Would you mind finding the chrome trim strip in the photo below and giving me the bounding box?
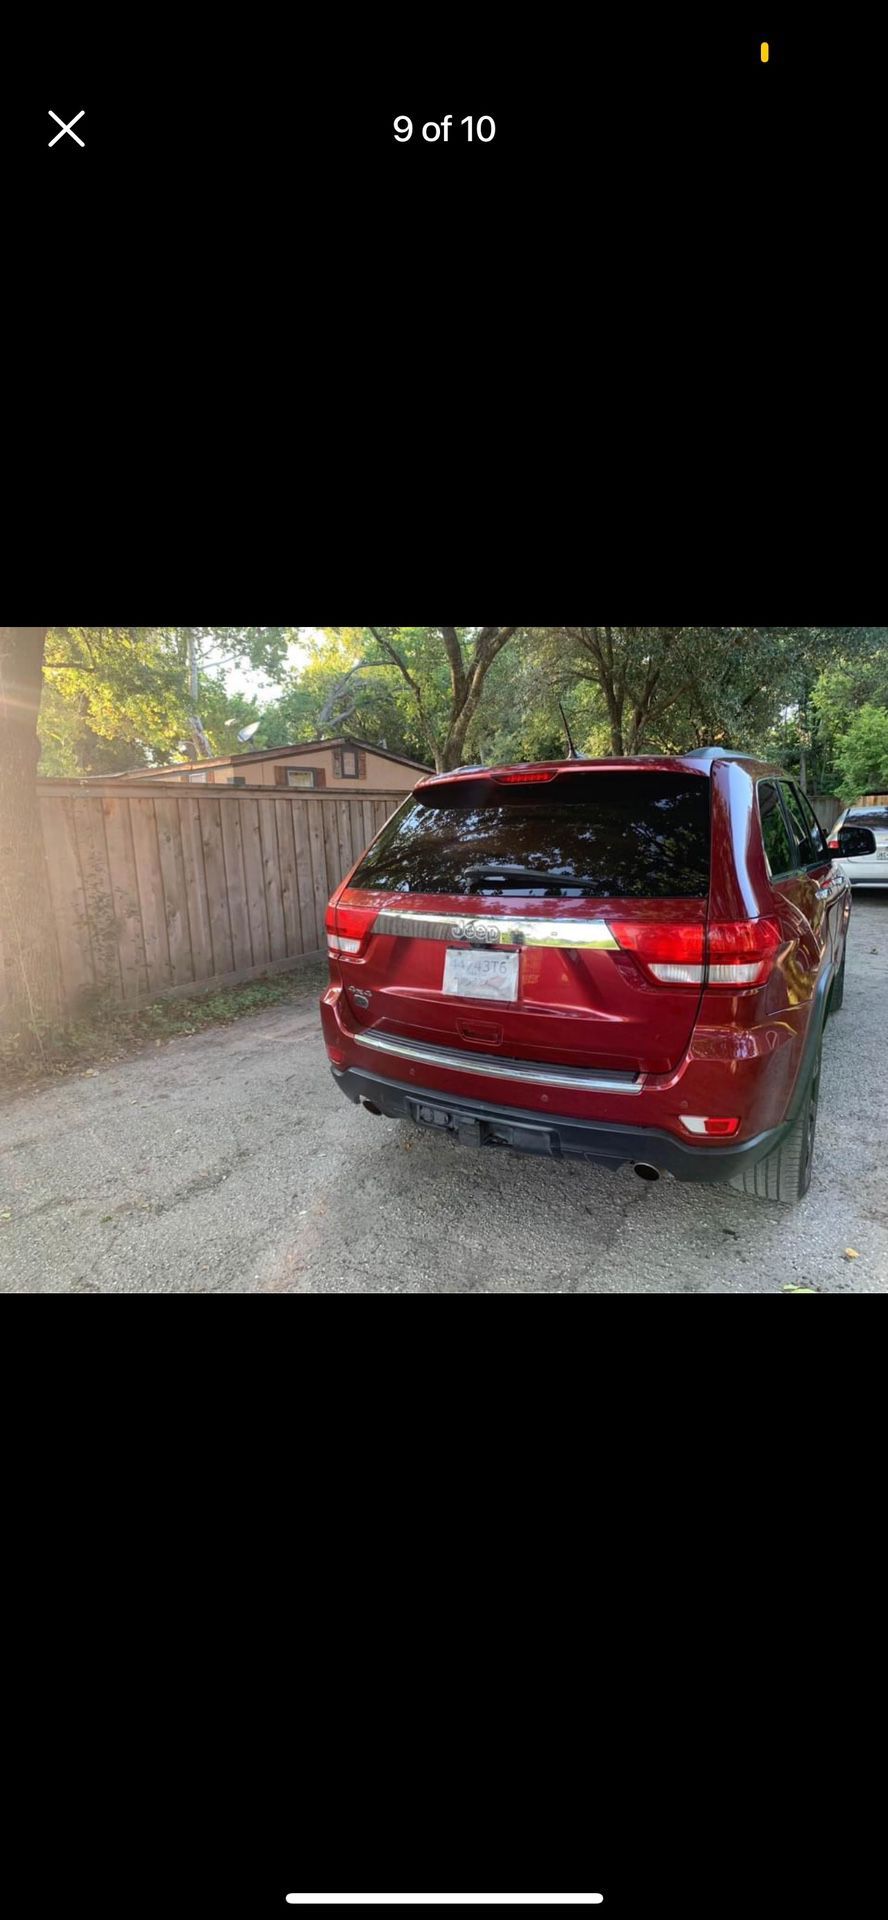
[371,909,619,949]
[353,1029,642,1093]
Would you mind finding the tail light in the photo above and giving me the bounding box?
[827,837,840,851]
[680,1115,741,1137]
[325,901,377,957]
[608,916,782,987]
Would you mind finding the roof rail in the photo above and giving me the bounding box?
[682,746,754,762]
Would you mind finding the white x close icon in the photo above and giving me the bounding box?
[48,109,85,147]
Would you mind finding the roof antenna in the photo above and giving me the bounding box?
[558,700,584,759]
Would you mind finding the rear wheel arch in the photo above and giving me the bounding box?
[729,959,832,1204]
[729,1033,822,1204]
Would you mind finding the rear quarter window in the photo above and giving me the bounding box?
[757,781,794,877]
[350,772,711,898]
[794,786,828,857]
[780,781,820,866]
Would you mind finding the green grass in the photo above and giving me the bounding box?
[0,957,329,1096]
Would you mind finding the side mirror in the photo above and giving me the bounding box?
[838,825,877,857]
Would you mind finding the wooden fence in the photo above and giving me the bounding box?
[810,793,843,834]
[811,793,888,832]
[14,781,405,1023]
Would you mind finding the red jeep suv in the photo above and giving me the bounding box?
[320,751,851,1203]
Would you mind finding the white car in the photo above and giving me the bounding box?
[828,804,888,886]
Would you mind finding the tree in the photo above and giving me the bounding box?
[547,627,781,756]
[808,634,888,793]
[173,628,291,757]
[37,627,294,773]
[270,628,520,770]
[260,628,427,759]
[355,627,520,769]
[546,627,881,761]
[832,706,888,799]
[0,628,62,1034]
[38,627,186,773]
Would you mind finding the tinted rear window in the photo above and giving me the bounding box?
[351,772,711,898]
[849,808,888,826]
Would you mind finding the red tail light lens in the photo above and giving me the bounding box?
[608,917,782,987]
[706,917,782,984]
[325,901,377,956]
[608,921,703,984]
[827,837,840,851]
[679,1116,741,1137]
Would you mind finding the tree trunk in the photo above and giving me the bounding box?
[367,625,518,772]
[0,627,63,1035]
[440,701,478,768]
[569,627,625,754]
[439,626,518,769]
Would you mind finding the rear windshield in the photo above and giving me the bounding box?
[848,808,888,826]
[351,772,711,898]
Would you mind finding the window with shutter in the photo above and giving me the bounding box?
[340,748,359,778]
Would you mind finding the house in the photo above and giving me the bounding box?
[89,737,432,792]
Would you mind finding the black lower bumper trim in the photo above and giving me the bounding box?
[331,1063,791,1184]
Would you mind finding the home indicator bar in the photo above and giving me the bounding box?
[285,1901,605,1909]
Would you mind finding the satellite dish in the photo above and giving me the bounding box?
[237,720,261,743]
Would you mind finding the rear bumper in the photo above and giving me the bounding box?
[331,1062,794,1183]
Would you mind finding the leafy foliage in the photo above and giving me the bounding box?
[831,706,888,798]
[263,627,520,770]
[33,623,888,796]
[261,629,428,756]
[38,627,293,773]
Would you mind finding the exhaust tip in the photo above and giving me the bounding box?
[361,1098,383,1116]
[633,1162,660,1181]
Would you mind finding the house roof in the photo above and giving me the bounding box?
[90,736,433,779]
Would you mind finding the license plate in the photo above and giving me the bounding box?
[442,946,519,1001]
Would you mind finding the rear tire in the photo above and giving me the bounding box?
[728,1044,821,1205]
[830,949,846,1012]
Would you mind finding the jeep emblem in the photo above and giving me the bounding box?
[454,919,501,944]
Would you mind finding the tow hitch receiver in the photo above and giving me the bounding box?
[408,1098,558,1155]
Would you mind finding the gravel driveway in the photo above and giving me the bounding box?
[2,896,887,1293]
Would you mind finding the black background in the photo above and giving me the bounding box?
[6,1,885,576]
[7,1298,880,1920]
[7,12,886,257]
[9,1341,875,1920]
